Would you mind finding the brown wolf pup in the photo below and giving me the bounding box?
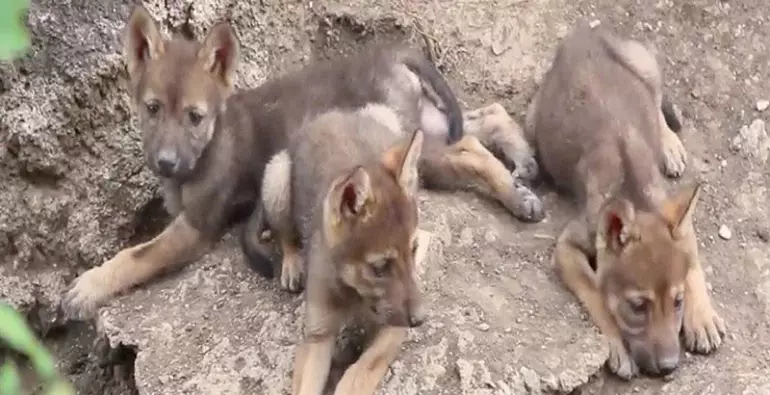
[260,104,427,395]
[62,4,543,319]
[521,23,726,379]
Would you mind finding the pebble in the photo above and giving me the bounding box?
[477,323,490,332]
[757,100,769,112]
[718,225,732,240]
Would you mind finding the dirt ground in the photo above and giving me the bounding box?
[3,0,769,394]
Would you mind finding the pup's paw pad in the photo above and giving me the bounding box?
[684,303,726,354]
[607,337,638,381]
[662,134,688,178]
[280,254,305,293]
[508,181,545,223]
[62,268,108,321]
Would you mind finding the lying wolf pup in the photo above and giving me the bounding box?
[524,23,726,379]
[261,105,426,395]
[62,4,543,318]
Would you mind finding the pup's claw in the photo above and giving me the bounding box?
[683,302,726,354]
[607,337,639,380]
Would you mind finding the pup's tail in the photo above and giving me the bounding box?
[401,50,464,144]
[239,205,276,279]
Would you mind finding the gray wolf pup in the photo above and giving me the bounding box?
[524,22,725,379]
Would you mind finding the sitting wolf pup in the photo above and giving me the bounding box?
[62,4,544,319]
[524,23,726,379]
[261,105,426,395]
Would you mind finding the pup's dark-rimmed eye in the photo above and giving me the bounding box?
[673,293,684,311]
[188,109,204,126]
[628,298,648,315]
[373,259,393,278]
[145,100,161,117]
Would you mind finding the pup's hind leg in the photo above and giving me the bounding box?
[555,218,639,380]
[607,36,688,177]
[262,150,304,293]
[332,326,407,395]
[420,135,545,222]
[464,102,539,182]
[658,110,688,178]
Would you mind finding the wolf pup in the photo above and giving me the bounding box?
[522,23,725,379]
[261,105,427,395]
[62,4,543,319]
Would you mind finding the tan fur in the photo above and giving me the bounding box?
[260,106,430,395]
[524,22,725,379]
[64,214,210,314]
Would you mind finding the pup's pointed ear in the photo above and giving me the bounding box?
[123,5,165,80]
[325,166,374,227]
[661,181,701,239]
[597,198,637,254]
[198,22,240,90]
[381,130,424,198]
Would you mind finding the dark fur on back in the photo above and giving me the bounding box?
[530,23,664,208]
[231,45,462,274]
[152,42,461,235]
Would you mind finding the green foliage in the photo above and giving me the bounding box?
[0,303,75,395]
[0,0,31,61]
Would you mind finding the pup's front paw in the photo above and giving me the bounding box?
[504,180,545,223]
[333,362,365,395]
[607,336,638,380]
[662,131,688,178]
[62,266,111,321]
[683,300,726,354]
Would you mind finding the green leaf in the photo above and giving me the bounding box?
[0,304,57,381]
[0,360,22,395]
[43,380,76,395]
[0,0,31,61]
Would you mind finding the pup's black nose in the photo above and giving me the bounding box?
[156,151,178,177]
[656,356,679,376]
[408,314,425,328]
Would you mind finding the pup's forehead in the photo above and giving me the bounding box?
[612,240,690,294]
[138,40,213,105]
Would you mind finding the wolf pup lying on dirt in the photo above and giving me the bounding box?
[62,4,544,319]
[523,23,726,379]
[260,105,427,395]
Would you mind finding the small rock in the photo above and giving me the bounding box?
[478,323,490,332]
[757,100,769,112]
[756,228,770,243]
[730,119,770,163]
[589,19,601,28]
[718,225,732,240]
[520,367,541,393]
